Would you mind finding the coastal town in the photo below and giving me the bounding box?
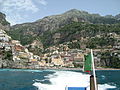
[0,28,120,69]
[0,28,84,69]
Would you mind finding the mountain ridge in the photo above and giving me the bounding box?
[11,9,120,27]
[4,9,120,47]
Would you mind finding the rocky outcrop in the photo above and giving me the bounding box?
[0,12,10,31]
[0,58,14,68]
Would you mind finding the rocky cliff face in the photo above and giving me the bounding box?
[0,12,10,31]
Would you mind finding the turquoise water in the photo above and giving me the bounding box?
[0,69,119,90]
[0,69,55,90]
[96,70,120,90]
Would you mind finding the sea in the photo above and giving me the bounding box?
[0,69,119,90]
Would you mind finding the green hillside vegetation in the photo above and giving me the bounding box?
[7,27,35,45]
[8,22,120,50]
[101,51,120,68]
[40,22,120,48]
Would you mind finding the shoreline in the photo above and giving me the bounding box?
[96,68,120,70]
[1,67,120,71]
[46,67,120,71]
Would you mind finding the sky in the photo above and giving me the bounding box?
[0,0,120,25]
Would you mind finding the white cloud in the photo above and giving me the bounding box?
[38,0,47,6]
[6,14,23,25]
[1,0,39,12]
[0,0,47,25]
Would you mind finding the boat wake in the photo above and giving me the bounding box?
[33,70,116,90]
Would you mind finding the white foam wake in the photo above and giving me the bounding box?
[33,70,116,90]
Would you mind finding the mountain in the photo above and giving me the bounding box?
[8,9,120,46]
[0,10,120,68]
